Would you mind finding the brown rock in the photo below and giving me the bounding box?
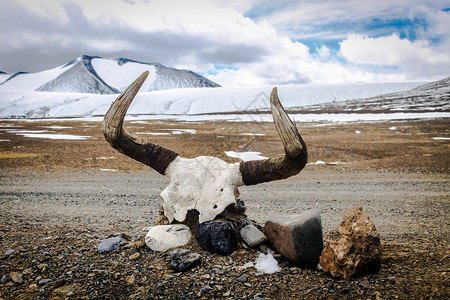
[265,209,323,267]
[320,206,382,279]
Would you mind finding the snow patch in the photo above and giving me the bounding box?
[432,137,450,140]
[225,151,267,161]
[254,252,281,274]
[16,133,92,140]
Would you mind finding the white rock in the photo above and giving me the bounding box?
[161,156,243,223]
[145,225,192,252]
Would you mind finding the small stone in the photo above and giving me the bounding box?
[129,252,141,260]
[240,224,267,247]
[1,275,9,284]
[320,207,382,279]
[10,272,23,283]
[236,275,247,283]
[126,274,136,284]
[223,291,231,296]
[360,279,371,288]
[5,249,15,256]
[145,224,192,252]
[169,249,202,272]
[53,284,78,296]
[196,220,238,255]
[39,278,52,286]
[98,236,126,253]
[28,283,38,291]
[212,267,226,275]
[126,240,145,249]
[265,209,323,267]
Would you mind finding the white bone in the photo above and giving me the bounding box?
[161,156,244,223]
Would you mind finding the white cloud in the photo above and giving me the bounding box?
[0,0,449,85]
[340,33,450,80]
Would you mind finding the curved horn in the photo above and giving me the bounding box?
[239,87,307,185]
[102,71,178,175]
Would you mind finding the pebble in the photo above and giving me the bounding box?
[98,236,126,253]
[39,278,52,285]
[5,249,15,256]
[1,275,9,284]
[126,274,136,284]
[169,249,202,272]
[10,272,23,283]
[129,252,141,260]
[237,275,247,283]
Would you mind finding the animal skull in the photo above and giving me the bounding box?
[102,71,307,223]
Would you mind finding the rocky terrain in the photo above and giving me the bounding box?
[0,118,449,299]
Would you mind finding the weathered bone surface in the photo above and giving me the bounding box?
[102,72,308,224]
[162,156,243,223]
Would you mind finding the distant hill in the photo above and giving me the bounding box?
[0,55,220,94]
[286,76,450,114]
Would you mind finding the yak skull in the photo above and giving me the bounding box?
[102,71,307,223]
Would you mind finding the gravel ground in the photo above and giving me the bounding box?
[0,119,449,299]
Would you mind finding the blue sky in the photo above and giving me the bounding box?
[1,0,449,86]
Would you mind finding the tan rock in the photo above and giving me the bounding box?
[10,272,23,283]
[126,274,136,284]
[320,207,382,279]
[129,252,141,260]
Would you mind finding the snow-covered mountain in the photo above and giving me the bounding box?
[282,76,450,114]
[0,55,220,94]
[2,77,449,120]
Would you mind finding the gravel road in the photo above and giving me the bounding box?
[1,168,447,244]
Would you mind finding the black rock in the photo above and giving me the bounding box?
[169,249,202,272]
[195,221,238,255]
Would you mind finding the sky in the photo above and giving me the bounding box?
[0,0,449,86]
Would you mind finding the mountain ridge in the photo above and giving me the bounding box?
[0,55,221,94]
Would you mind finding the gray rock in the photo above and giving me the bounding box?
[240,224,267,247]
[265,209,323,268]
[97,236,125,253]
[196,221,238,255]
[39,278,52,286]
[1,275,9,284]
[236,275,247,283]
[5,249,15,256]
[169,249,202,272]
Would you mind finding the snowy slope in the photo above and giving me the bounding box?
[0,55,220,94]
[0,66,70,91]
[1,79,445,119]
[290,76,450,114]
